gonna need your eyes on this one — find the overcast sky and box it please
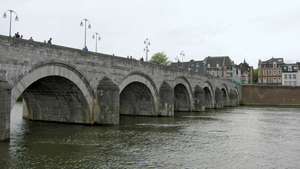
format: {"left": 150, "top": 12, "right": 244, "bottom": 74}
{"left": 1, "top": 0, "right": 300, "bottom": 67}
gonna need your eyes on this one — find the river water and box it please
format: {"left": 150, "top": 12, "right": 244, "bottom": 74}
{"left": 1, "top": 105, "right": 300, "bottom": 169}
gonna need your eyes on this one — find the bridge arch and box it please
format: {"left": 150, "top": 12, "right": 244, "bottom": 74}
{"left": 220, "top": 83, "right": 229, "bottom": 106}
{"left": 119, "top": 72, "right": 158, "bottom": 116}
{"left": 229, "top": 88, "right": 239, "bottom": 106}
{"left": 174, "top": 77, "right": 193, "bottom": 112}
{"left": 203, "top": 81, "right": 214, "bottom": 108}
{"left": 12, "top": 62, "right": 94, "bottom": 124}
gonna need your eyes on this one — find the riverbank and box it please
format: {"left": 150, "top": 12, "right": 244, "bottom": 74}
{"left": 241, "top": 85, "right": 300, "bottom": 106}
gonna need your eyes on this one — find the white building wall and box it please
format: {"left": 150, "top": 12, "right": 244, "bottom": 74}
{"left": 297, "top": 71, "right": 300, "bottom": 86}
{"left": 282, "top": 72, "right": 297, "bottom": 86}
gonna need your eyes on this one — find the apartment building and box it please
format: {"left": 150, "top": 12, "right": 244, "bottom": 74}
{"left": 281, "top": 63, "right": 300, "bottom": 86}
{"left": 203, "top": 56, "right": 241, "bottom": 83}
{"left": 258, "top": 58, "right": 284, "bottom": 85}
{"left": 170, "top": 60, "right": 206, "bottom": 75}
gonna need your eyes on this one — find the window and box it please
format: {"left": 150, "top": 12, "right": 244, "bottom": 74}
{"left": 293, "top": 74, "right": 296, "bottom": 79}
{"left": 288, "top": 66, "right": 292, "bottom": 71}
{"left": 284, "top": 74, "right": 287, "bottom": 79}
{"left": 289, "top": 74, "right": 292, "bottom": 79}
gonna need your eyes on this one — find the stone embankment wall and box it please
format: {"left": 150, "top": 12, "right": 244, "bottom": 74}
{"left": 241, "top": 85, "right": 300, "bottom": 106}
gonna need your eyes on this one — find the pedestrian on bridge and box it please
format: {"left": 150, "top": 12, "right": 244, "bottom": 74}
{"left": 47, "top": 38, "right": 52, "bottom": 45}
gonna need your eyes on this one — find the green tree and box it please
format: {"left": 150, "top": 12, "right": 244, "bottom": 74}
{"left": 252, "top": 68, "right": 259, "bottom": 84}
{"left": 150, "top": 52, "right": 170, "bottom": 65}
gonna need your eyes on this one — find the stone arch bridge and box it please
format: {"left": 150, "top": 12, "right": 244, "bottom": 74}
{"left": 0, "top": 35, "right": 240, "bottom": 140}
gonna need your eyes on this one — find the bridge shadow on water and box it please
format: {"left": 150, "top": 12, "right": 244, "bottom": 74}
{"left": 3, "top": 105, "right": 300, "bottom": 169}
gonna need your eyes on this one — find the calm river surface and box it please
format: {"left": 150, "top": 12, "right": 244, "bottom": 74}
{"left": 1, "top": 106, "right": 300, "bottom": 169}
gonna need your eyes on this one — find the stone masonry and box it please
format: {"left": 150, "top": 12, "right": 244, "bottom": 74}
{"left": 241, "top": 85, "right": 300, "bottom": 106}
{"left": 0, "top": 80, "right": 11, "bottom": 141}
{"left": 0, "top": 35, "right": 240, "bottom": 141}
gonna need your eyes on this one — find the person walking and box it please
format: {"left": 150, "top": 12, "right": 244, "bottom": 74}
{"left": 47, "top": 38, "right": 52, "bottom": 45}
{"left": 14, "top": 32, "right": 20, "bottom": 38}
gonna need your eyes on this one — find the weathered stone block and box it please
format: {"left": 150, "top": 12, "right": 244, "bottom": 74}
{"left": 96, "top": 77, "right": 119, "bottom": 124}
{"left": 0, "top": 80, "right": 11, "bottom": 141}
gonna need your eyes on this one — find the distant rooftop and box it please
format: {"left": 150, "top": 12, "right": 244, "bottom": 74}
{"left": 261, "top": 57, "right": 284, "bottom": 64}
{"left": 204, "top": 56, "right": 234, "bottom": 67}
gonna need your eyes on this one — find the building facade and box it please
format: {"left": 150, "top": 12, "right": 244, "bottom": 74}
{"left": 171, "top": 56, "right": 243, "bottom": 84}
{"left": 258, "top": 58, "right": 284, "bottom": 85}
{"left": 281, "top": 63, "right": 300, "bottom": 86}
{"left": 238, "top": 60, "right": 254, "bottom": 84}
{"left": 203, "top": 56, "right": 241, "bottom": 83}
{"left": 170, "top": 60, "right": 206, "bottom": 75}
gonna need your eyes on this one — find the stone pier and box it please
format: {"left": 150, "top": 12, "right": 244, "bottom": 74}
{"left": 0, "top": 80, "right": 11, "bottom": 141}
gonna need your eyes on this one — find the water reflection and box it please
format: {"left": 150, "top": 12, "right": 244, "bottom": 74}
{"left": 0, "top": 106, "right": 300, "bottom": 168}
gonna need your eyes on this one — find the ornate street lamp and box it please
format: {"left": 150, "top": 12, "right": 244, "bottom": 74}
{"left": 92, "top": 32, "right": 101, "bottom": 52}
{"left": 3, "top": 9, "right": 19, "bottom": 37}
{"left": 144, "top": 38, "right": 150, "bottom": 61}
{"left": 180, "top": 50, "right": 185, "bottom": 62}
{"left": 80, "top": 18, "right": 91, "bottom": 50}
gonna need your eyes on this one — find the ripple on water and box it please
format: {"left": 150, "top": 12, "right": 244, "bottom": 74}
{"left": 182, "top": 116, "right": 219, "bottom": 121}
{"left": 2, "top": 107, "right": 300, "bottom": 169}
{"left": 135, "top": 123, "right": 185, "bottom": 128}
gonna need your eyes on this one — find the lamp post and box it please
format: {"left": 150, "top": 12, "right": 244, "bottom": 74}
{"left": 144, "top": 38, "right": 150, "bottom": 61}
{"left": 92, "top": 32, "right": 101, "bottom": 52}
{"left": 3, "top": 9, "right": 19, "bottom": 37}
{"left": 80, "top": 18, "right": 91, "bottom": 49}
{"left": 179, "top": 50, "right": 185, "bottom": 62}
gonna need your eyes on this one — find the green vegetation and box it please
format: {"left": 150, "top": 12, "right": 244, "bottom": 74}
{"left": 150, "top": 52, "right": 170, "bottom": 65}
{"left": 253, "top": 68, "right": 259, "bottom": 83}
